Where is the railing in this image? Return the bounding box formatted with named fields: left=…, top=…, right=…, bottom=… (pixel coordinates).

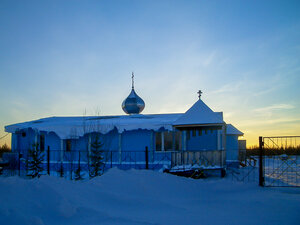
left=171, top=150, right=225, bottom=168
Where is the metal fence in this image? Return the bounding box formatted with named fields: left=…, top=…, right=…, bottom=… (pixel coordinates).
left=260, top=136, right=300, bottom=187
left=226, top=136, right=300, bottom=187
left=1, top=149, right=226, bottom=179
left=227, top=151, right=258, bottom=183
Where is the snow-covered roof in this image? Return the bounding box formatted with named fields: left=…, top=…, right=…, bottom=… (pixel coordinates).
left=5, top=100, right=243, bottom=139
left=5, top=114, right=182, bottom=139
left=173, top=99, right=223, bottom=126
left=226, top=124, right=244, bottom=136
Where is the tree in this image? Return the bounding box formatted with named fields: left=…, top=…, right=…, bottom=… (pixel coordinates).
left=89, top=134, right=105, bottom=178
left=0, top=143, right=11, bottom=158
left=26, top=143, right=44, bottom=178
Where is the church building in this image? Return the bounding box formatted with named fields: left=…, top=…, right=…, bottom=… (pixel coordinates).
left=5, top=74, right=244, bottom=170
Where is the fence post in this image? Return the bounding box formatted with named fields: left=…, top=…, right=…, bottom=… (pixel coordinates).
left=47, top=146, right=50, bottom=175
left=259, top=136, right=264, bottom=187
left=145, top=146, right=149, bottom=169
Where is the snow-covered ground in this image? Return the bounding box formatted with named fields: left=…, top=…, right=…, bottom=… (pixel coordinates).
left=0, top=168, right=299, bottom=225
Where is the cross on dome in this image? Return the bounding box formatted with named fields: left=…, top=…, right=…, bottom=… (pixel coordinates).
left=132, top=72, right=134, bottom=89
left=122, top=72, right=145, bottom=114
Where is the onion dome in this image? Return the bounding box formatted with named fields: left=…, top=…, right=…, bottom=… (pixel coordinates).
left=122, top=73, right=145, bottom=114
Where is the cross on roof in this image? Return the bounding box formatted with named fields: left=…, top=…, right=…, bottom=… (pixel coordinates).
left=197, top=90, right=202, bottom=99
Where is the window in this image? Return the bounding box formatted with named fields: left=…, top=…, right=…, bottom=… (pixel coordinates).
left=66, top=139, right=71, bottom=152
left=22, top=132, right=26, bottom=137
left=155, top=132, right=162, bottom=151
left=40, top=135, right=45, bottom=151
left=155, top=131, right=181, bottom=151
left=164, top=131, right=173, bottom=151
left=174, top=131, right=182, bottom=151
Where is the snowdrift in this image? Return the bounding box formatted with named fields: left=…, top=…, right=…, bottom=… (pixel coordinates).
left=0, top=169, right=299, bottom=225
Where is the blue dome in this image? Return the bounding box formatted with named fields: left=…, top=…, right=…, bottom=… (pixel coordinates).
left=122, top=88, right=145, bottom=114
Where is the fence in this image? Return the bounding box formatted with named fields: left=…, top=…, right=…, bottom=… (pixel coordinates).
left=227, top=136, right=300, bottom=187
left=1, top=148, right=226, bottom=179
left=260, top=136, right=300, bottom=187
left=227, top=152, right=258, bottom=183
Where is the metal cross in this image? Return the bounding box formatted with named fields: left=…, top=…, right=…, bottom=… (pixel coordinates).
left=132, top=72, right=134, bottom=89
left=197, top=90, right=202, bottom=99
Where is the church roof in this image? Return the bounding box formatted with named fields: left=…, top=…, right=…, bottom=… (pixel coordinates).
left=5, top=99, right=243, bottom=139
left=173, top=99, right=223, bottom=126
left=5, top=114, right=182, bottom=139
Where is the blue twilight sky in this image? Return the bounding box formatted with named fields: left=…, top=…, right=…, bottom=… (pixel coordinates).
left=0, top=0, right=300, bottom=146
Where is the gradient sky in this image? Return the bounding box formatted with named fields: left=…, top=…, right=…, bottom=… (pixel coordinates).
left=0, top=0, right=300, bottom=147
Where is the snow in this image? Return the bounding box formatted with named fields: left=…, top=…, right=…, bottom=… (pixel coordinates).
left=169, top=164, right=222, bottom=172
left=4, top=114, right=182, bottom=139
left=4, top=112, right=242, bottom=139
left=0, top=169, right=299, bottom=225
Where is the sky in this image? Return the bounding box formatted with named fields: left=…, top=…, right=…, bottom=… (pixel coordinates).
left=0, top=0, right=299, bottom=147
